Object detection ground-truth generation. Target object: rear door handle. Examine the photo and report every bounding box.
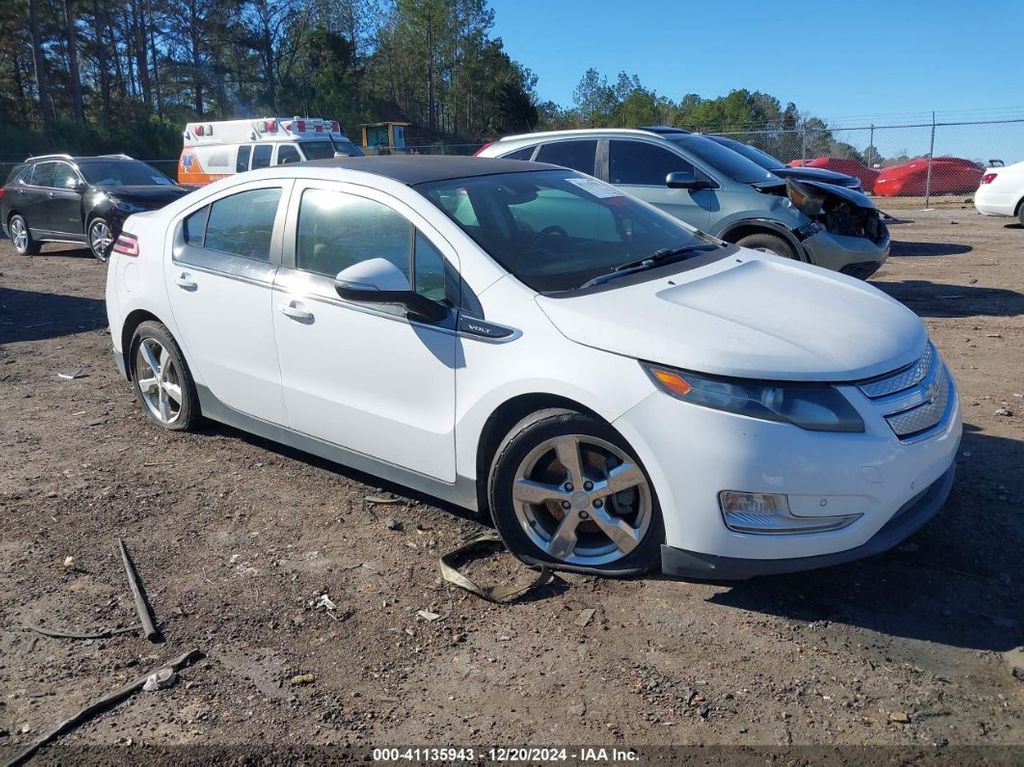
[47,192,55,198]
[280,301,314,323]
[174,272,198,291]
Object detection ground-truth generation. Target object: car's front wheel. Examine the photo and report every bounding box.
[129,321,200,431]
[488,408,663,575]
[736,232,797,260]
[8,214,40,256]
[88,217,114,261]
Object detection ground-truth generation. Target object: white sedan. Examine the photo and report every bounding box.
[105,156,961,579]
[974,160,1024,224]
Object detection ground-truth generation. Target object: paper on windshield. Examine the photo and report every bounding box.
[566,177,623,199]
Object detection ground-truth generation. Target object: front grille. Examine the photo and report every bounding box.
[856,343,953,441]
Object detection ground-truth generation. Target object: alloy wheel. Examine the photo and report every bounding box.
[10,217,28,253]
[135,338,184,425]
[89,220,112,261]
[511,434,652,566]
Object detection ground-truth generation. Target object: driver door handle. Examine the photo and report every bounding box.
[174,272,198,291]
[280,301,314,323]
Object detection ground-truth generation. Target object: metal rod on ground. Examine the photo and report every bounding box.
[2,649,203,767]
[924,110,936,209]
[117,538,161,642]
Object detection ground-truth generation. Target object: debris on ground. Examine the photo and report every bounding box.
[290,673,315,686]
[575,608,597,628]
[383,518,403,531]
[417,609,441,622]
[61,556,76,571]
[118,538,161,642]
[439,531,553,603]
[5,649,203,767]
[365,495,402,505]
[142,668,178,692]
[889,712,912,724]
[28,624,140,641]
[56,370,83,380]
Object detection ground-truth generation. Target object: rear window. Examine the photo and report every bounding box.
[535,140,597,175]
[298,141,335,161]
[4,164,27,184]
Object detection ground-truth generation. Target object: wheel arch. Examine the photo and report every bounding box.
[120,309,165,381]
[718,219,807,261]
[474,393,605,517]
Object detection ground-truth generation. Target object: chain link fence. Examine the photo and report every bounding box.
[712,117,1023,209]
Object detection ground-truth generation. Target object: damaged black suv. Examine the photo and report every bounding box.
[2,154,191,261]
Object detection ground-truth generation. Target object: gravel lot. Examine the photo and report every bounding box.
[0,207,1022,759]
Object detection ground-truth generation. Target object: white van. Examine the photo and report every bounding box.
[178,116,363,185]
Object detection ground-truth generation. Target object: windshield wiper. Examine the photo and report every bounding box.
[578,244,719,289]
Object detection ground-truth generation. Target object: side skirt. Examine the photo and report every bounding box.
[195,384,479,512]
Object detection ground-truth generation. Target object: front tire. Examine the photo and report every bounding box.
[736,232,797,260]
[129,321,200,431]
[88,217,113,261]
[8,214,40,256]
[487,408,663,575]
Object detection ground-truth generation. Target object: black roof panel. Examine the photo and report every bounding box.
[300,155,559,185]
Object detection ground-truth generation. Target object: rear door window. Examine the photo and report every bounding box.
[236,145,251,172]
[609,140,695,185]
[203,188,282,261]
[30,162,57,187]
[503,146,537,161]
[535,140,597,175]
[251,144,272,170]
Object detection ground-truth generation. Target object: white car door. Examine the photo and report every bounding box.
[271,181,458,482]
[165,181,292,424]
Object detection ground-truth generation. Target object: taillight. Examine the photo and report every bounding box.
[981,173,998,184]
[472,142,493,156]
[0,188,4,200]
[112,233,139,257]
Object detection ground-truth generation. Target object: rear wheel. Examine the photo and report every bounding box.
[736,232,797,260]
[129,321,200,431]
[488,408,663,575]
[8,214,40,256]
[88,217,114,261]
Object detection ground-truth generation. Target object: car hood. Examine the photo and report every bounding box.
[536,254,926,382]
[754,178,876,211]
[771,165,860,188]
[100,185,192,207]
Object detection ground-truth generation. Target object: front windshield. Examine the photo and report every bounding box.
[78,159,174,186]
[418,169,717,293]
[711,137,784,170]
[667,135,778,185]
[298,141,337,160]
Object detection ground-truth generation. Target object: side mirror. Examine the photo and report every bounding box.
[334,258,447,323]
[666,171,713,190]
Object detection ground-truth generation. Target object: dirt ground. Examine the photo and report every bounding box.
[0,207,1022,761]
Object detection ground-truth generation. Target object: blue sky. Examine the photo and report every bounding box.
[489,0,1024,160]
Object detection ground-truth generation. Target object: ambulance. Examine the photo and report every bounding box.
[177,116,363,185]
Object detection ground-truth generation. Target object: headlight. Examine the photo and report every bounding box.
[114,200,144,213]
[643,363,864,433]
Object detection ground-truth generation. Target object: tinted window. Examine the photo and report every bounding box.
[609,141,694,186]
[503,146,536,161]
[51,162,80,189]
[535,140,597,174]
[183,205,210,245]
[420,170,713,293]
[5,164,27,184]
[298,141,335,160]
[204,188,282,261]
[30,162,57,187]
[78,159,173,186]
[296,189,447,303]
[296,189,411,278]
[236,145,251,172]
[666,135,777,184]
[277,145,302,165]
[251,144,272,169]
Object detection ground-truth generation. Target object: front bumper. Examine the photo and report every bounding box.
[613,370,961,575]
[660,464,954,580]
[801,225,890,276]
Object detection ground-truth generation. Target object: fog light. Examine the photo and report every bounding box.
[719,491,861,534]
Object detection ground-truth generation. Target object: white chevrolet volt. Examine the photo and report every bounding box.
[105,156,961,579]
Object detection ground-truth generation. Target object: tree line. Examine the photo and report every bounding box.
[0,0,870,165]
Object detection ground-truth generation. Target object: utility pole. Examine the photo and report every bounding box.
[924,111,936,209]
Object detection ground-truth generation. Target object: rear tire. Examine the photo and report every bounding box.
[736,232,797,260]
[129,321,201,432]
[8,214,40,256]
[487,408,663,576]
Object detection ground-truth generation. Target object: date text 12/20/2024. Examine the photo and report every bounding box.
[372,746,640,762]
